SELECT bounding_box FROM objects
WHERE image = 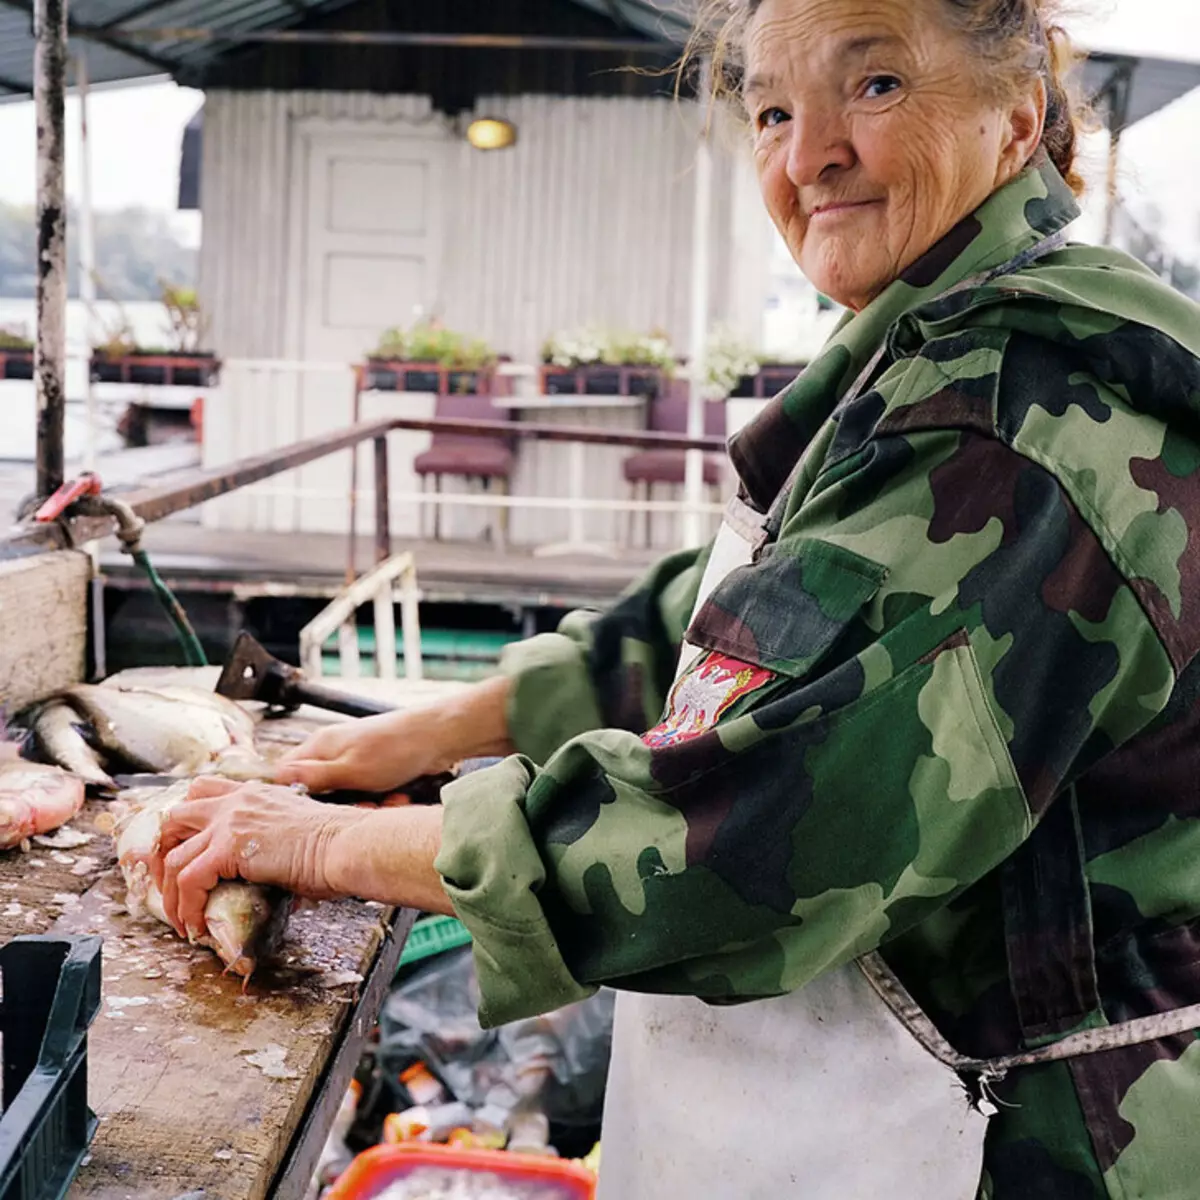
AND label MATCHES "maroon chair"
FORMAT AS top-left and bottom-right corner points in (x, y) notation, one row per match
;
(413, 392), (515, 544)
(622, 387), (727, 547)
